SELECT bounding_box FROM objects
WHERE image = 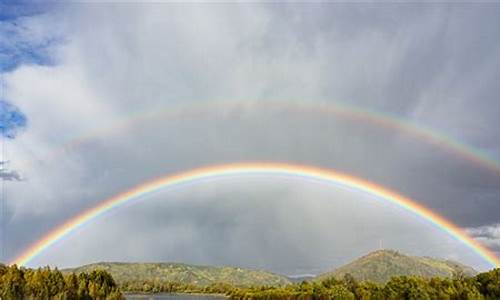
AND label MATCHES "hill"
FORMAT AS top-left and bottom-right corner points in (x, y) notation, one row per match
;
(317, 249), (477, 284)
(63, 262), (291, 287)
